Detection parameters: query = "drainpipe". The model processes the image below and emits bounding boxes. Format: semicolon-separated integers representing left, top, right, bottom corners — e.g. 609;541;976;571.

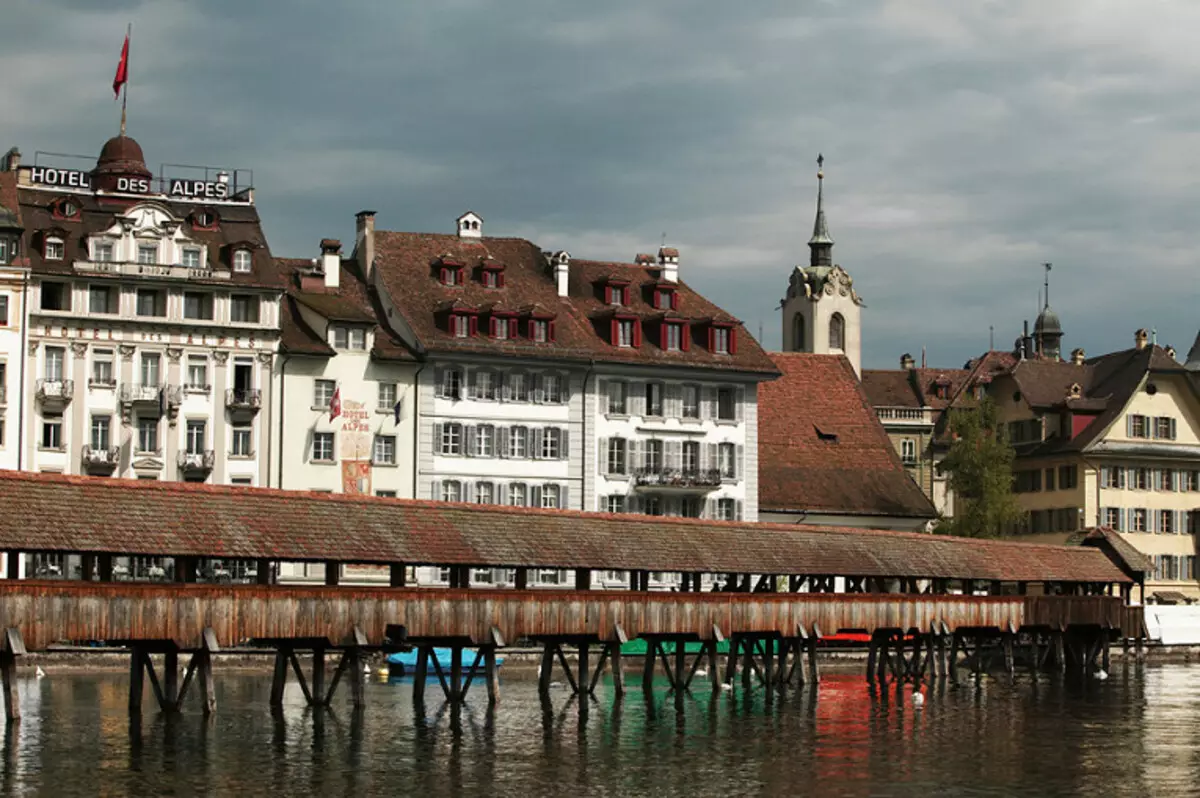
411;361;427;499
276;354;290;488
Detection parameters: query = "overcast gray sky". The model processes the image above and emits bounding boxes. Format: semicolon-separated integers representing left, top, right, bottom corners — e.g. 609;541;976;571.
5;1;1197;368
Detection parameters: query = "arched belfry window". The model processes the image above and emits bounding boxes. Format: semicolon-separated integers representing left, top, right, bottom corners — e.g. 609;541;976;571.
793;314;805;351
829;313;845;351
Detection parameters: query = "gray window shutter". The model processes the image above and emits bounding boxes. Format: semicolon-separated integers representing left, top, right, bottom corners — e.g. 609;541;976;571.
706;443;718;473
598;379;608;413
1171;418;1178;440
432;423;444;454
498;426;510;458
666;383;682;418
667;440;681;471
1126;415;1133;436
735;387;745;421
463;481;475;503
629;383;644;417
533;375;546;403
558;373;570;404
1100;466;1109;485
701;387;716;419
735;500;744;521
560;482;570;509
630;439;641;472
736;444;745;480
531;427;543;459
705;497;716;519
531;484;542;508
559;428;569;459
464;425;477;457
628;494;640;514
599;437;609;474
430;479;442;501
434;367;445;397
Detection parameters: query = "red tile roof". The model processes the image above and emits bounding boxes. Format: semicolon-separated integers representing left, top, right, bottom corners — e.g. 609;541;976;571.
0;171;20;230
0;471;1128;583
371;230;778;374
758;354;937;519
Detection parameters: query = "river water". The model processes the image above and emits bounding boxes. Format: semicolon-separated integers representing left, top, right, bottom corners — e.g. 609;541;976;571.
1;662;1199;796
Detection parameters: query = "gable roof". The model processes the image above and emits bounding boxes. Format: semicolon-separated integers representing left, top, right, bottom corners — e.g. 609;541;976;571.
0;471;1128;584
758;353;937;519
370;230;778;374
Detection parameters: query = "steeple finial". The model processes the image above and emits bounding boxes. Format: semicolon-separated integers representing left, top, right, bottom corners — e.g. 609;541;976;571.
1043;262;1052;308
808;153;834;267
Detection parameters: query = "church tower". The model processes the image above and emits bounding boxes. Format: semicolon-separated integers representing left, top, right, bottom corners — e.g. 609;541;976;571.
780;155;864;375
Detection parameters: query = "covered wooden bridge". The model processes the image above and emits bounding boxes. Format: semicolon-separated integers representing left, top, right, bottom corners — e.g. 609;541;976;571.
0;472;1142;721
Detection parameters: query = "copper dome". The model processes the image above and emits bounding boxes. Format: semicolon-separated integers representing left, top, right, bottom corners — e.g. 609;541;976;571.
92;134;151;181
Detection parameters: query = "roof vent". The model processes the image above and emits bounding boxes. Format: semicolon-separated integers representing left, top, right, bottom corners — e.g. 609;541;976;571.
1165;345;1177;360
1135;328;1149;350
457;211;483;239
1070;348;1086;365
551;250;570;297
900;353;915;370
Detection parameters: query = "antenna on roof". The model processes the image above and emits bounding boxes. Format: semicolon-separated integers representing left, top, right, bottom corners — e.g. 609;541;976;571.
758;320;764;345
661;231;667;248
989;325;994;351
921;345;927;369
1043;262;1052;308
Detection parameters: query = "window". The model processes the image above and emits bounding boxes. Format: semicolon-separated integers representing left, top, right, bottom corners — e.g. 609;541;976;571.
505;373;529;402
441;480;462;502
829;313;845;351
0;239;9;264
140;353;161;386
530;319;550;343
45;238;64;261
440;266;462;286
1133;468;1150;491
378;382;398;411
1131;508;1148;533
1158;469;1175;492
481;269;502;289
374;435;396;465
607;285;627;306
475;425;495;457
719;443;737;479
135;288;165;317
44;346;65;381
1185;471;1200;492
181;247;202;269
231;426;253;457
232;249;252;273
607;381;627;415
491;317;513;340
900;439;917;464
374;490;396;498
186;420;207;455
1154;417;1177;440
541;373;564;403
1128;415;1149;439
475;482;495;504
508;482;527;507
312;432;335;462
603;495;628;514
450;313;474;338
88;285;116;314
186;356;208;390
510;426;528;458
313;379;336;408
183;292;214;320
93;241;114;262
91;351;114;387
135;244;157;265
90;416;111;450
716;498;737;521
654;288;677;310
682;441;700;474
1104;507;1122;530
231;295;260;324
663;322;685;352
137;418;159;453
682;385;700;419
437;368;463;400
1014;470;1042;493
642;496;662;516
41;415;63;449
540;484;561;509
712;326;731;354
1160;510;1176;534
645;382;664;417
717;387;737;421
1045;468;1056;492
643;439;663;472
1058;465;1078;490
607;438;628;475
541;427;563;459
41;281;69;311
616;319;636;348
472;370;498;401
1103;467;1126;489
440;423;463;455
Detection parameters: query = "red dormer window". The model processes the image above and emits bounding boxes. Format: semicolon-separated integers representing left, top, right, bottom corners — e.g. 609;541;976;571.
661;321;690;352
50;198;80;221
480;261;506;288
191;209;220;231
604;281;630;306
654;287;678;311
450;312;477;338
612;316;642;348
489;314;517;340
441;266;464;286
708;323;736;355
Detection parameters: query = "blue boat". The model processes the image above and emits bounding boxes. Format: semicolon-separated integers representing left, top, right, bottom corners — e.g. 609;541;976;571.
386;648;504;677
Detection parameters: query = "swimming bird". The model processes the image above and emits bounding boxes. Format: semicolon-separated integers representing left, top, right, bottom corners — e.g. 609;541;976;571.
1094;669;1109;681
695;668;709;678
720;682;733;692
35;666;46;679
911;690;925;707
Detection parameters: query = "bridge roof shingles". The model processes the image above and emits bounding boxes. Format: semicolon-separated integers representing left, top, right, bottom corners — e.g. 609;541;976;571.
0;472;1129;584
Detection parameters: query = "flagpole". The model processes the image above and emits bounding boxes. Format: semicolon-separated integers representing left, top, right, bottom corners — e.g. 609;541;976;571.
120;23;131;135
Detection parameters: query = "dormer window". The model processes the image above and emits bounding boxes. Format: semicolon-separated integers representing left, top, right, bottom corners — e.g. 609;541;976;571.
606;283;629;306
44;236;64;261
182;247;203;269
137;243;158;265
332;325;366;350
612;316;641;348
92;240;114;263
192;210;219;231
662;321;689;352
490;314;517;340
51;199;80;221
480;262;505;288
450;312;476;338
654;287;679;311
439;262;464;286
232;249;252;273
709;323;736;355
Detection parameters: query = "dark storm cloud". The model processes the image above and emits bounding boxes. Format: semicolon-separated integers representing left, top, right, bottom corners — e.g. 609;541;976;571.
3;1;1196;367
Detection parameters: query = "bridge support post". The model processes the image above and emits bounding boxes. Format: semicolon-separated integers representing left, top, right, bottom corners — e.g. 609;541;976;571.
270;646;290;707
866;632;878;685
413;647;429;703
311;645;326;706
947;632;961;684
1;629;25;722
163;649;180;709
807;626;821;684
128;647;144;716
538;641;555;696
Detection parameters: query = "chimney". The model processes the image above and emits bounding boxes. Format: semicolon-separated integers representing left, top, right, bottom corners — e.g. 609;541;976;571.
2;148;19;172
658;246;679;283
1165;345;1177;360
900;353;915;370
1135;328;1149;350
456;211;483;239
355;210;376;280
550;250;570;297
1070;347;1086;365
319;239;341;289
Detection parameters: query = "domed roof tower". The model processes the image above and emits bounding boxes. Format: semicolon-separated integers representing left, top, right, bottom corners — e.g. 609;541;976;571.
1034;263;1064;360
91;134;152;192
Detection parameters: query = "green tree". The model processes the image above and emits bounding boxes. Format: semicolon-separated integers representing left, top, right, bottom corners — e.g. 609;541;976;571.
936;399;1025;537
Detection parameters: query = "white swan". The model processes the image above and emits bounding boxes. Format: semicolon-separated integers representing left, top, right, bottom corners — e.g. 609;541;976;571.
911;690;925;707
34;666;46;679
1094;669;1109;681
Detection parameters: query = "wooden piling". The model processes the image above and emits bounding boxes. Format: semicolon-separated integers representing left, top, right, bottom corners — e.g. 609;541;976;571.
413;647;430;703
612;642;625;697
485;646;500;705
269;647;289;707
538;642;554;696
129;647;145;715
163;649;179;710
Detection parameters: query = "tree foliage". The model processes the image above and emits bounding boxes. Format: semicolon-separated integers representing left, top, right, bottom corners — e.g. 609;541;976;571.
936;399;1025;538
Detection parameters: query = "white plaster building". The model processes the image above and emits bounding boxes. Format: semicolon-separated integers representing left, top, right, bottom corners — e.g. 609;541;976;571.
0;167;28;477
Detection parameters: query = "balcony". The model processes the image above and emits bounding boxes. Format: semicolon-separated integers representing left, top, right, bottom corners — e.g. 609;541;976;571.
177;449;215;473
120;383;162;407
633;468;723;492
225;388;262;416
81;444;121;474
876;406;933;426
36;379;74;407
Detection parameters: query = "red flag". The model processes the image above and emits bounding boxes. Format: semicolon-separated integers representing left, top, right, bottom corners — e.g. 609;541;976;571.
113;33;129;98
329;386;342;422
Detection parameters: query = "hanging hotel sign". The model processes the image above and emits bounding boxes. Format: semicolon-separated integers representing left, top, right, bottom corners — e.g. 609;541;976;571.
29;167;231;199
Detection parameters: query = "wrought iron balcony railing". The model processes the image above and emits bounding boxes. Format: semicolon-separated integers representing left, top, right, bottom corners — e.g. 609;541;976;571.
633;468;723;489
177;450;215;471
35;379;74;404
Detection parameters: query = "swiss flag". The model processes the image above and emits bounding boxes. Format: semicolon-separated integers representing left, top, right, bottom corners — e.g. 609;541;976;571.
113;33;129;98
329;386;342;422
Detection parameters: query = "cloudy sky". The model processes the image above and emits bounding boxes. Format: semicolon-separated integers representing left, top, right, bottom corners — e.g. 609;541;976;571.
4;1;1197;368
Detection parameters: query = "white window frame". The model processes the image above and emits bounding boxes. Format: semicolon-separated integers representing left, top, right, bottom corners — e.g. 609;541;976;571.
901;438;917;464
45;237;64;261
312;432;335;462
232;249;252;273
313;379;336;408
137;243;158;265
441;422;463;456
373;434;396;465
231;426;253;457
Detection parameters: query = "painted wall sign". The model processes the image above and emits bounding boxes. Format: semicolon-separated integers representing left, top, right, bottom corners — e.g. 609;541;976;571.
29;167;91;189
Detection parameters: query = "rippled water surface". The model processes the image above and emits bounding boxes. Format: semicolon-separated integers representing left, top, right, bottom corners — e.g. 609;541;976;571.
2;663;1199;796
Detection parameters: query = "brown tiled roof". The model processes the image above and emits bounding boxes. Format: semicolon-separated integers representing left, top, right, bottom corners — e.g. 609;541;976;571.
862;369;922;408
274;257;415;362
1081;527;1151;578
758;353;937;519
371;230;777;373
0;171;20;230
0;471;1128;583
17;187;282;289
